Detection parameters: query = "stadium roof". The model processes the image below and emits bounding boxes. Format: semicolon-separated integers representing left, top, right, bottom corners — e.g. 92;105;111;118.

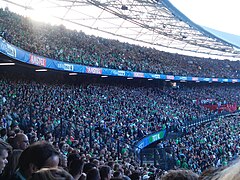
1;0;240;60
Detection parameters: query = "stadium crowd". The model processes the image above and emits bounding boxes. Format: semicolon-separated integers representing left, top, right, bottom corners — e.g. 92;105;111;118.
0;6;240;180
0;74;215;148
165;84;240;107
162;115;240;174
1;8;240;78
0;72;240;179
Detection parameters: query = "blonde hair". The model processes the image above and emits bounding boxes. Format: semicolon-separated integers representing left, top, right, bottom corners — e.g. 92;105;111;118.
160;169;198;180
29;167;74;180
210;160;240;180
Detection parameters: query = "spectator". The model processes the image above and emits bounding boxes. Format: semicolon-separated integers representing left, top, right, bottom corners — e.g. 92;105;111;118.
1;149;23;179
29;167;74;180
0;129;7;142
67;153;81;168
0;140;12;174
69;159;85;180
86;168;101;180
128;171;140;180
99;165;111;180
205;159;240;180
83;163;97;175
160;169;199;180
13;133;29;150
12;141;59;180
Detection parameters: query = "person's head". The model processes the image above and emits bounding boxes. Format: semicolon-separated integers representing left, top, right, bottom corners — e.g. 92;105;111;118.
86;168;101;180
0;128;7;138
29;167;74;180
160;169;199;180
129;171;140;180
45;132;53;142
83;162;97;174
67;153;81;168
99;165;111;180
209;159;240;180
113;171;122;178
2;149;23;178
92;159;100;167
13;133;29;150
198;167;221;180
59;141;69;154
18;141;60;179
69;159;85;179
0;140;12;174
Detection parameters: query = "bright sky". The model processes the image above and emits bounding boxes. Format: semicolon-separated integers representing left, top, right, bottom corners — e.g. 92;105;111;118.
1;0;239;36
169;0;240;36
0;0;239;59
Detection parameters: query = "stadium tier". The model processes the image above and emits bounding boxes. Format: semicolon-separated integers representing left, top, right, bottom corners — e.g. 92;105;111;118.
1;8;240;79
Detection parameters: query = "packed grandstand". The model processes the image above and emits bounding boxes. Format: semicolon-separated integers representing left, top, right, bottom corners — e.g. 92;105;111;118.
0;3;240;180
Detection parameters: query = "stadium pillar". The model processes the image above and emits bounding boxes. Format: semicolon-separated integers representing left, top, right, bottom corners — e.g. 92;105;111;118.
60;118;63;138
154;148;157;167
89;126;92;149
117;139;120;160
29;104;32;123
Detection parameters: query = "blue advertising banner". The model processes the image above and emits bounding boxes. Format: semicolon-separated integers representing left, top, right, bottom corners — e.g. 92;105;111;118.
0;38;239;83
135;129;166;151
